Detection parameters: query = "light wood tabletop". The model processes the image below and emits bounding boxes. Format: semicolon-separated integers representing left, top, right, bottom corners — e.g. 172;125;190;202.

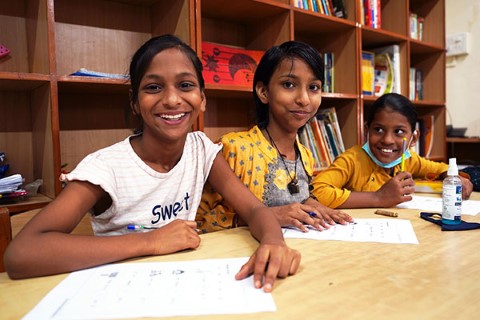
1;193;480;320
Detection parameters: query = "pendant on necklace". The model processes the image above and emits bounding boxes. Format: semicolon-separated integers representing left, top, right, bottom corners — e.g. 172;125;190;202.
287;177;299;194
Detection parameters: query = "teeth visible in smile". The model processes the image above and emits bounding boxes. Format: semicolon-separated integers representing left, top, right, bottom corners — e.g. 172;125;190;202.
381;149;393;153
160;113;185;120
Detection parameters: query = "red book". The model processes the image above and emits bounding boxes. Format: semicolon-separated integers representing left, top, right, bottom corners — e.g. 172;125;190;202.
201;42;264;88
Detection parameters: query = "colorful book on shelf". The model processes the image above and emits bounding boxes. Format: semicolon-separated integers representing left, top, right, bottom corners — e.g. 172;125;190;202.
315;0;325;14
318;118;335;163
415;69;423;100
324;123;339;158
363;0;381;28
419;114;434;158
372;44;401;94
409;67;416;100
323;52;334;93
361;51;375;96
321;0;332;15
324;107;345;153
299;124;322;171
373;53;394;96
409;12;418;39
310;119;331;168
316;107;345;162
305;124;323;170
201;42;264;88
302;0;309;10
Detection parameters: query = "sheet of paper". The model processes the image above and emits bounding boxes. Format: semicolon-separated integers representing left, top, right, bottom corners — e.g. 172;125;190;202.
396;195;480;215
23;257;276;320
282;219;418;244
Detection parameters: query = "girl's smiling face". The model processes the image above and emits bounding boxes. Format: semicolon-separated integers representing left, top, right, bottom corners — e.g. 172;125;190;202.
132;48;206;142
257;57;322;134
366;107;417;164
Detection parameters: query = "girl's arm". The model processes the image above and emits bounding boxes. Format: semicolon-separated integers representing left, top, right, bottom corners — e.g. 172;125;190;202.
338;172;415;208
207;154;301;292
4;181;199;279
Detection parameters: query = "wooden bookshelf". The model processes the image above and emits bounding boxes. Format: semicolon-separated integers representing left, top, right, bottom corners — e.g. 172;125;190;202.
447;137;480;165
0;0;446;212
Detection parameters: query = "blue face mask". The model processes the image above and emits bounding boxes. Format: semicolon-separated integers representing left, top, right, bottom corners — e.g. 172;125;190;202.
362;142;412;169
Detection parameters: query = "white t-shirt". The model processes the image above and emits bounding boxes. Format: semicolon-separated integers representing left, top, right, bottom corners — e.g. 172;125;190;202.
63;132;222;235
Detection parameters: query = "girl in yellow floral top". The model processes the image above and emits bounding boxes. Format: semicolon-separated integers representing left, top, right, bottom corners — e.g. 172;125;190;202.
197;41;353;233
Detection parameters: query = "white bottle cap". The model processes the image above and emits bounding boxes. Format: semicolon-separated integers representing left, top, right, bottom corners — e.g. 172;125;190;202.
447;158;459;176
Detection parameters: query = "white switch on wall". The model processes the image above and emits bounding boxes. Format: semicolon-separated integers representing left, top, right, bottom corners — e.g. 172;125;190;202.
446;32;470;57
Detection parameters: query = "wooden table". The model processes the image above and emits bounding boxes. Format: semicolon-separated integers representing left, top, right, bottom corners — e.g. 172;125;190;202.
1;194;480;319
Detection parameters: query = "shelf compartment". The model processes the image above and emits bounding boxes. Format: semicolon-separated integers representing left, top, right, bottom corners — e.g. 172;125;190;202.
202;88;255;141
294;10;357;95
0;79;55;205
410;50;444;103
57;81;135;173
53;0;192;76
409;0;445;48
0;0;50;74
320;96;360;149
199;0;290;51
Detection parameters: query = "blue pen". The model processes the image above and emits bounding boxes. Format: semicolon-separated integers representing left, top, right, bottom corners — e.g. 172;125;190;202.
307;212;317;218
127;224;158;230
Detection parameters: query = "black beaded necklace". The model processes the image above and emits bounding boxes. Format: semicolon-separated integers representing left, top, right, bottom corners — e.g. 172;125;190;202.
265;128;299;195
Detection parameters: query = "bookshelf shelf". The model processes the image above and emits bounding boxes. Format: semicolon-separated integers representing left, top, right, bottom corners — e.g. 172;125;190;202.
0;0;446;212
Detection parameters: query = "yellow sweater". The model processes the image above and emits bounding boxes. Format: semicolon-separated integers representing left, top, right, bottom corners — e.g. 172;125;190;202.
311;145;449;208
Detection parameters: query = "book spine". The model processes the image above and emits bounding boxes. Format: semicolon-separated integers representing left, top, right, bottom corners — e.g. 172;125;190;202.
310;118;331;168
304;123;323;170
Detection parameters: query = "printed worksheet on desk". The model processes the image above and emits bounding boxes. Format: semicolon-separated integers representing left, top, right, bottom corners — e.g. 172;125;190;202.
23;257;276;319
396;195;480;215
282;219;418;244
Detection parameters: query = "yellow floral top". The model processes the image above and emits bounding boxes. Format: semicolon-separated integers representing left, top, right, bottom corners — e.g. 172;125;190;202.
196;125;315;233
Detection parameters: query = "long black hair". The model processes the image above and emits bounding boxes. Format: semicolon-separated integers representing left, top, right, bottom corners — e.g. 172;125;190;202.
253;41;324;129
367;93;417;131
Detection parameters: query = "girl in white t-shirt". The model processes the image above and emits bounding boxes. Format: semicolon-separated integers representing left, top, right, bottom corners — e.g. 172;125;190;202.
5;35;300;292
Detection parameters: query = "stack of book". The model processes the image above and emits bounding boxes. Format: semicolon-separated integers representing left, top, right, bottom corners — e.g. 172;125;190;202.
294;0;347;19
361;44;401;97
0;174;27;203
409;67;423;101
323;52;334;93
360;0;381;29
361;51;375;96
298;107;345;171
409;12;425;41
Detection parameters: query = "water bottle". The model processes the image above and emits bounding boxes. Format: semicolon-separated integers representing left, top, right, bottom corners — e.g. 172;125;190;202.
442;158;462;225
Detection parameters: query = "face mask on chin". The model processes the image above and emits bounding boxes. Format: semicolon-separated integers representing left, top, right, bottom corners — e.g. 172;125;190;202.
362;140;412;169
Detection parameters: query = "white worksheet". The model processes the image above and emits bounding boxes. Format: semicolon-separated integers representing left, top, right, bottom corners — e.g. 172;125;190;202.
396;195;480;215
23;257;276;320
282;219;418;244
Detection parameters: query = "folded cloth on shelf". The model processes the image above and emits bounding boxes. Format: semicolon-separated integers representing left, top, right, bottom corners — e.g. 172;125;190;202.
0;174;23;193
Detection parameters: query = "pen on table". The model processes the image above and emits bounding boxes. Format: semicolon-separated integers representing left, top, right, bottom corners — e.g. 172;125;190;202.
127;224;201;233
127;224;158;230
374;209;398;217
400;137;407;172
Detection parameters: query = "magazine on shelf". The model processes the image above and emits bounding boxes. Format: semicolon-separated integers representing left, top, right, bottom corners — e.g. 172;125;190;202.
372;44;401;94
